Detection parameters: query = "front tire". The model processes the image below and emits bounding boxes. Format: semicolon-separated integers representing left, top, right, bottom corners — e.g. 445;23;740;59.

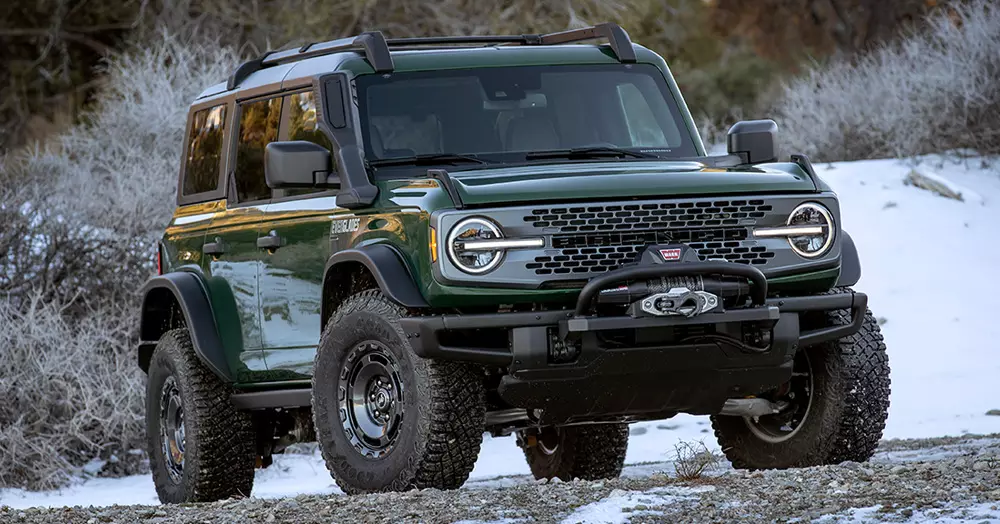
311;290;486;494
711;295;890;469
146;329;256;503
520;424;629;481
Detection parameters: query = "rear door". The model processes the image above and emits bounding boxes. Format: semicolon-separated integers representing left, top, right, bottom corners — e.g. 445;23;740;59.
258;90;341;379
200;95;282;382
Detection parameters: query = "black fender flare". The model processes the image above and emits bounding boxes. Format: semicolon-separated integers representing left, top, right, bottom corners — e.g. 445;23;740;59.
836;230;862;287
322;244;429;321
137;272;231;381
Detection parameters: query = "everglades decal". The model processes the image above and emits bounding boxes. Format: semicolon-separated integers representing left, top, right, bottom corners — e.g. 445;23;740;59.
330;217;361;237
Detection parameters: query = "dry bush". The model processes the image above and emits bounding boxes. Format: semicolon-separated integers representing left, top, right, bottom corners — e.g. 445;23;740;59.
672;440;721;481
0;33;238;490
772;0;1000;161
0;296;143;490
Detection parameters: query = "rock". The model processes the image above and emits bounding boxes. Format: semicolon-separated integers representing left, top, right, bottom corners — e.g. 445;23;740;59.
986;409;1000;416
904;169;964;201
973;461;990;471
890;465;907;475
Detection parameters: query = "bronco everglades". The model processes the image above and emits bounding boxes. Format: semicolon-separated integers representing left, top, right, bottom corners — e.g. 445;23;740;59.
138;23;890;503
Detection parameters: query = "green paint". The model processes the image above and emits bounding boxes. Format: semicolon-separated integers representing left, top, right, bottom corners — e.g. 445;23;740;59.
158;42;848;384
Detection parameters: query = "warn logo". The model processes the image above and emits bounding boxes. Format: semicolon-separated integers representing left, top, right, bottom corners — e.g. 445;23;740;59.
659;248;682;261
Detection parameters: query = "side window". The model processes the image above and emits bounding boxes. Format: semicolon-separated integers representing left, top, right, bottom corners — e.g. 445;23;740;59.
283;91;335;198
182;104;226;196
288;91;333;150
617;83;668;147
235;97;281;203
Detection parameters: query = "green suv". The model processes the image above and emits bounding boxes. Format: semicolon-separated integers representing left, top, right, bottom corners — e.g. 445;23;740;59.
138;23;890;503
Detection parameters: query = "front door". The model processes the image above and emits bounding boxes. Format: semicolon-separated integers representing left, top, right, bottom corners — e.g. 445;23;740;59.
257;196;339;379
256;90;340;379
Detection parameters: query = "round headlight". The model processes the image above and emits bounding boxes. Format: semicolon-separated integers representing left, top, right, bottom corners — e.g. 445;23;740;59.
447;218;504;274
786;203;835;258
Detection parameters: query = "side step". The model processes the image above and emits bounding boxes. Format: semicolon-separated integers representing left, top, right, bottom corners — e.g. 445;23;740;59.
231;388;311;410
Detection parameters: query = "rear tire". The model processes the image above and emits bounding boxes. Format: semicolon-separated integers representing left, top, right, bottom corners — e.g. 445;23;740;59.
711;292;890;469
520;424;629;481
146;329;256;503
311;290;486;494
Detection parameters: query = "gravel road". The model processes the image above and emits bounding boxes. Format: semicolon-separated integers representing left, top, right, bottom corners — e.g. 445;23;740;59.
3;434;999;523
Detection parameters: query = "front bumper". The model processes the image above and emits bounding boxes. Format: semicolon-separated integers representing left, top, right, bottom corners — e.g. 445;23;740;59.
399;262;868;424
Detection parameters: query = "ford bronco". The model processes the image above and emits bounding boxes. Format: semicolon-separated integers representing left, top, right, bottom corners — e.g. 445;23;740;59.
138;23;890;503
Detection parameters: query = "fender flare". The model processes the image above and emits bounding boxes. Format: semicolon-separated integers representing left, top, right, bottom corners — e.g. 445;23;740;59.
836;230;862;287
323;244;429;320
137;272;231;381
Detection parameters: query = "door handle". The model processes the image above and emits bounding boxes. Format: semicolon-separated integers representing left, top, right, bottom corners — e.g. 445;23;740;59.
203;238;226;256
257;232;284;250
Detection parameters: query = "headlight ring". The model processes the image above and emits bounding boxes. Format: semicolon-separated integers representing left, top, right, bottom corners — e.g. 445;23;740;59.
786;202;835;258
446;217;505;274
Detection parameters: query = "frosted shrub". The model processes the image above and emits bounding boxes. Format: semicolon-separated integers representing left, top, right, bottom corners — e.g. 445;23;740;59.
772;0;1000;161
0;34;238;489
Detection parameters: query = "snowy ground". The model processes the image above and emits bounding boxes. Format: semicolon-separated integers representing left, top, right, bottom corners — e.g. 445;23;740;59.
2;155;1000;519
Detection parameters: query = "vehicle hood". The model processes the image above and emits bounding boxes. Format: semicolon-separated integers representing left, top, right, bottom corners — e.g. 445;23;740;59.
449;161;816;206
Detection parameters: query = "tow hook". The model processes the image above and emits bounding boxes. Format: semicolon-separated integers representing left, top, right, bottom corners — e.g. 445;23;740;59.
632;287;720;318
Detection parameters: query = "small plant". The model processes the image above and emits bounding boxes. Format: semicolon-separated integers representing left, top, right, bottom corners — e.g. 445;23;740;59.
672;440;721;480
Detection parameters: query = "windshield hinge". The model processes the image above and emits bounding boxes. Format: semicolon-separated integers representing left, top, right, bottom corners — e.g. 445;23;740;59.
427;169;465;209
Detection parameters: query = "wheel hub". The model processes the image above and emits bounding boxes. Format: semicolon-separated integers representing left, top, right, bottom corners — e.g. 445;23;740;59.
339;342;405;458
159;376;185;484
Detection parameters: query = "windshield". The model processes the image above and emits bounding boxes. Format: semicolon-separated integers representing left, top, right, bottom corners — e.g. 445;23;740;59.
355;64;698;168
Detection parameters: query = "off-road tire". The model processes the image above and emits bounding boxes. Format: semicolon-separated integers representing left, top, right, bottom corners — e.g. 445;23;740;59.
146;329;256;503
711;288;890;469
311;290;486;494
521;424;629;481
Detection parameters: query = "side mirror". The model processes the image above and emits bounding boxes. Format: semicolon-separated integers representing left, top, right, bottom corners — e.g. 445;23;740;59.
265;141;337;189
727;119;778;164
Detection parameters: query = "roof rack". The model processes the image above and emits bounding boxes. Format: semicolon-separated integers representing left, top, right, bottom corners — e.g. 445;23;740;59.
227;22;636;90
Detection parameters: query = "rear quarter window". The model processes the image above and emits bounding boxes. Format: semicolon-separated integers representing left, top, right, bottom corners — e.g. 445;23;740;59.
182;104;227;196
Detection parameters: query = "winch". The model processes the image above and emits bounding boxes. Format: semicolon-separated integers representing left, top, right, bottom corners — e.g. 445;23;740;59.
595;244;752;318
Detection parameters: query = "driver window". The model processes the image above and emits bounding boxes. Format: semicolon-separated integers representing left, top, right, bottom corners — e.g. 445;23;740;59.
235;97;281;203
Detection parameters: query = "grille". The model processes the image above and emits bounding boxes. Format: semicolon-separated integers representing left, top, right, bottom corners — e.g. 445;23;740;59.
522;199;778;276
523;199;773;233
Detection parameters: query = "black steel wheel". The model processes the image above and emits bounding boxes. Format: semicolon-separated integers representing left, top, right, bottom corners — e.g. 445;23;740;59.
339;341;405;458
312;290;486;494
712;289;890;469
158;376;186;484
744;349;814;443
146;329;256;504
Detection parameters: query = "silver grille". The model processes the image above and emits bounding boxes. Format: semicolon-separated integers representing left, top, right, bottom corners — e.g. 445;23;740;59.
523;199;778;276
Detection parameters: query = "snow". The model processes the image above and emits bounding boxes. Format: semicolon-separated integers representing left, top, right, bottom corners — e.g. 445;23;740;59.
559;486;712;524
2;155;1000;514
823;156;1000;438
817;503;1000;523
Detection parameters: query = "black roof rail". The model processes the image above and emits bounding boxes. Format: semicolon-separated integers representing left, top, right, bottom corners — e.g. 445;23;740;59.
536;23;636;63
227;31;393;90
226;23;635;90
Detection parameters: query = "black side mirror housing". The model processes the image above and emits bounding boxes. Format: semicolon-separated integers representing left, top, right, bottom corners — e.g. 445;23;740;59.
727;119;778;164
265;141;337;189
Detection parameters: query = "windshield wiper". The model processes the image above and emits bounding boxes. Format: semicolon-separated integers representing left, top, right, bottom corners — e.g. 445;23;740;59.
368;153;488;167
525;146;659;161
